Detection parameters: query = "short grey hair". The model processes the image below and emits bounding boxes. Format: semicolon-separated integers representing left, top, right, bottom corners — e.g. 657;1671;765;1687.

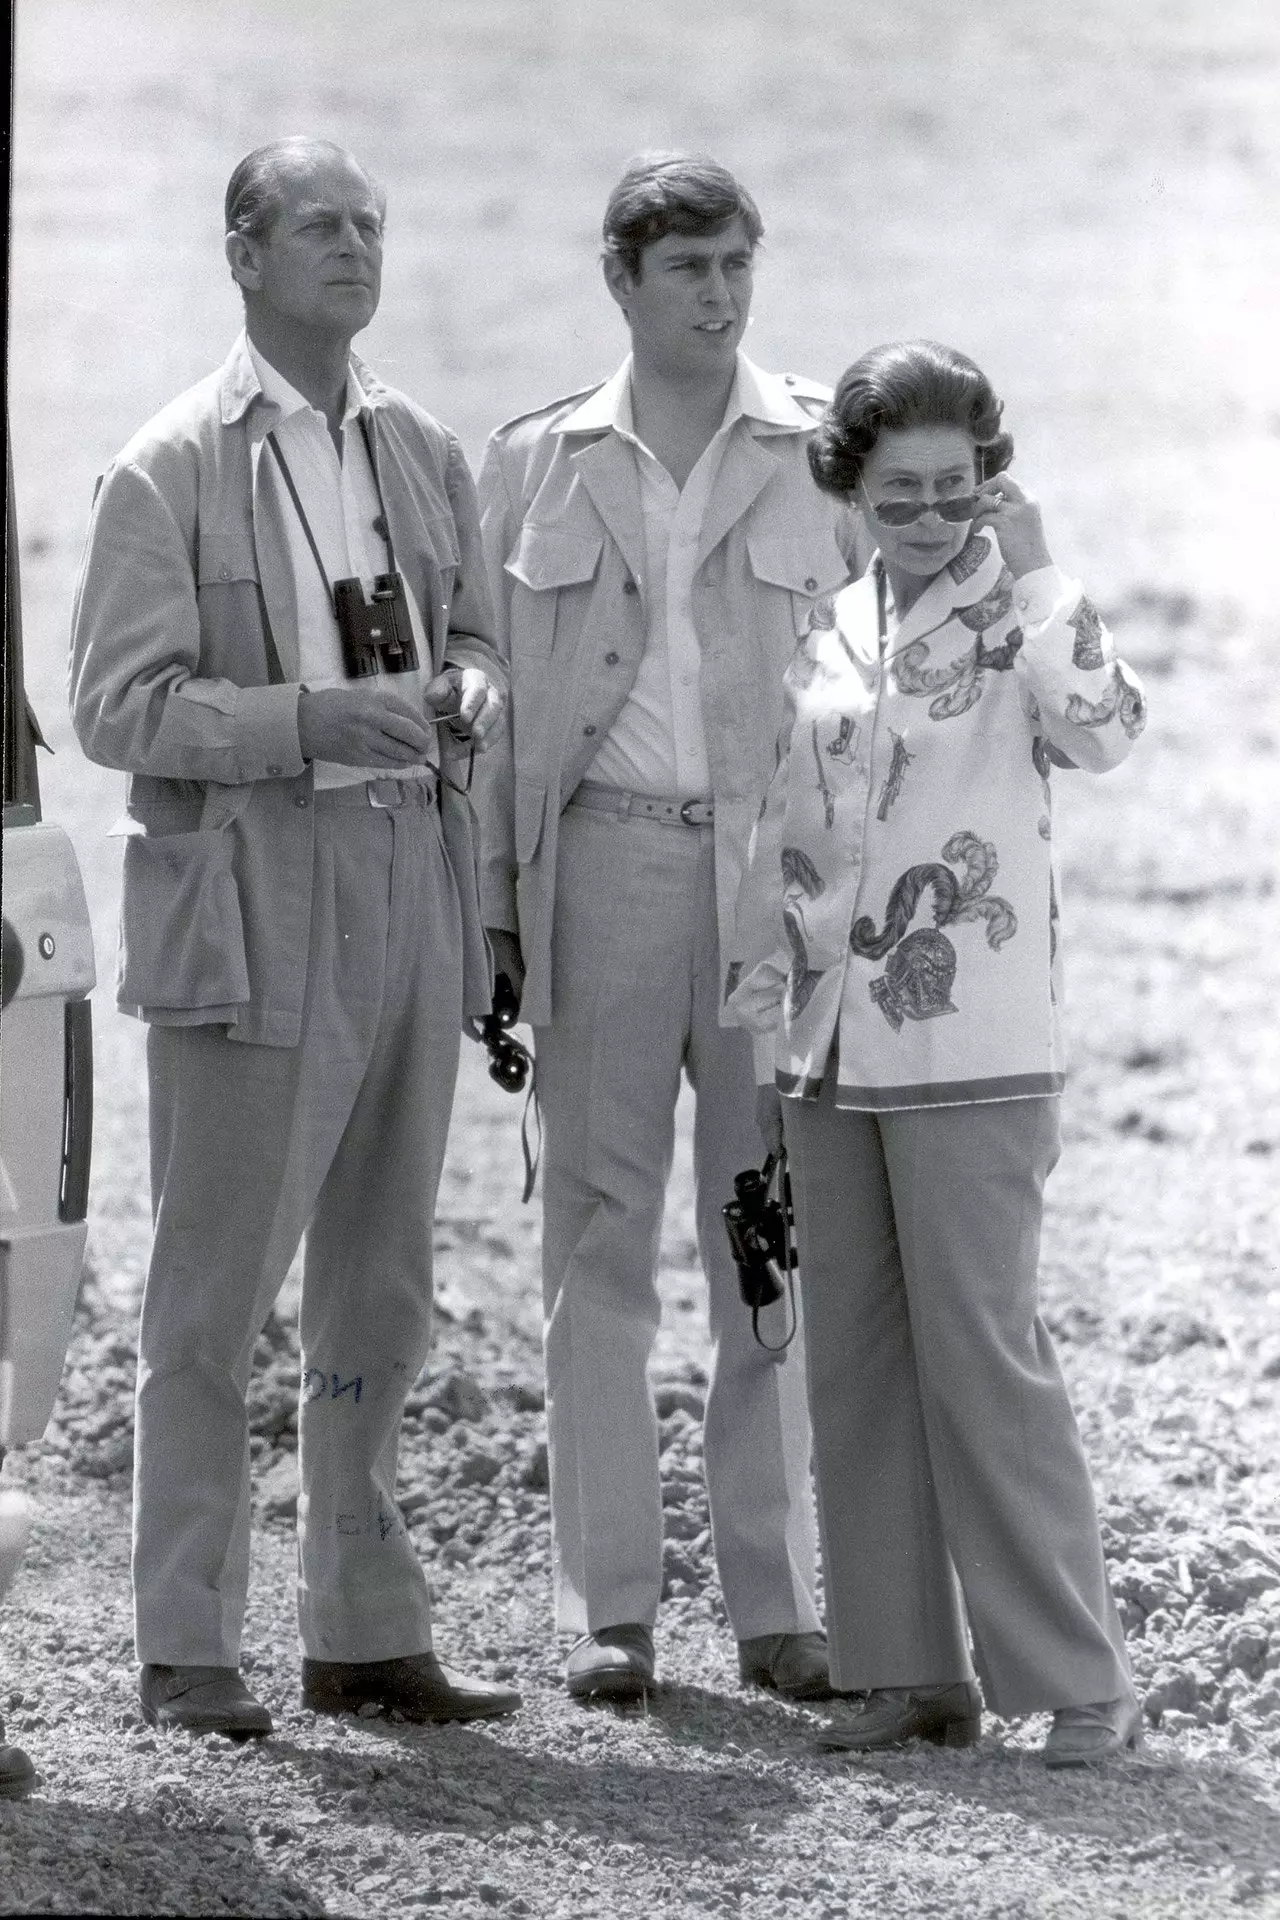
224;137;385;244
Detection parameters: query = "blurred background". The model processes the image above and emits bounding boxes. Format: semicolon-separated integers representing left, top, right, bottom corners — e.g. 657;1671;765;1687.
9;0;1280;1343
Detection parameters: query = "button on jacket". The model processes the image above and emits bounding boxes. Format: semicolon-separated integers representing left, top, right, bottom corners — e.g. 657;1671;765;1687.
69;334;506;1045
474;354;866;1026
727;535;1147;1107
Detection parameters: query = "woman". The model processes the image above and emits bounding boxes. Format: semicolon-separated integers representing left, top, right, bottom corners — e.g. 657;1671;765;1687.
726;340;1145;1767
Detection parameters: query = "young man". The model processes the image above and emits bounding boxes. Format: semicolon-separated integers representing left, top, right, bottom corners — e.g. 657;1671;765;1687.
476;152;865;1700
70;138;518;1736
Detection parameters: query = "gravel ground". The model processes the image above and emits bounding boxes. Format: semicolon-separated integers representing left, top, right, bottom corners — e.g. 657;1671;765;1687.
6;2;1280;1912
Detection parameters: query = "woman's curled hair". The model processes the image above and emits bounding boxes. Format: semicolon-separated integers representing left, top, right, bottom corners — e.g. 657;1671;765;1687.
808;340;1015;497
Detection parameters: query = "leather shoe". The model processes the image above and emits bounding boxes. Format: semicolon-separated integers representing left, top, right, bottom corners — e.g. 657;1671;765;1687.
738;1631;834;1702
565;1624;655;1703
301;1651;521;1723
1043;1694;1143;1768
817;1680;981;1752
0;1714;35;1800
139;1665;273;1739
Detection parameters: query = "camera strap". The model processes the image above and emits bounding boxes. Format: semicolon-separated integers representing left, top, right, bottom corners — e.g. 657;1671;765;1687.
264;416;398;611
753;1148;798;1355
520;1067;542;1206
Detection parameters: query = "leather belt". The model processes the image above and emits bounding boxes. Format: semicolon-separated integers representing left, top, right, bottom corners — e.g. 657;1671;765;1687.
570;781;714;828
316;776;436;811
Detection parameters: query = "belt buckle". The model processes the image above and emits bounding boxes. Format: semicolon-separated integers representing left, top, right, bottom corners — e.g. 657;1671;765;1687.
367;778;394;810
679;798;709;826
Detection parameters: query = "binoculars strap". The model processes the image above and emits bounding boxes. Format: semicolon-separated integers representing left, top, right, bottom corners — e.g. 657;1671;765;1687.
520;1065;542;1205
753;1149;799;1356
265;417;399;611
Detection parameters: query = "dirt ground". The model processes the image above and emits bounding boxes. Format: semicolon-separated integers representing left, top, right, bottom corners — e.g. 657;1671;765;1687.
4;1;1280;1915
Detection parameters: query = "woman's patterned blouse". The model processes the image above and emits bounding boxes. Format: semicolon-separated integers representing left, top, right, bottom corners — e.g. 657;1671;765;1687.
726;532;1146;1111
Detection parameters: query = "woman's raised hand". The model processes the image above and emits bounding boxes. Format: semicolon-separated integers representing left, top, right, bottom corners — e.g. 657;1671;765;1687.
969;472;1054;580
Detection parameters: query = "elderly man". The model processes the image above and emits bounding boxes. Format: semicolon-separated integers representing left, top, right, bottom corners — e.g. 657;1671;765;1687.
70;138;518;1737
476;152;866;1701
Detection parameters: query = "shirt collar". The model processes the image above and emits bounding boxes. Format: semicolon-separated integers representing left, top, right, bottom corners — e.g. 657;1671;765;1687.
554;351;819;439
243;333;367;426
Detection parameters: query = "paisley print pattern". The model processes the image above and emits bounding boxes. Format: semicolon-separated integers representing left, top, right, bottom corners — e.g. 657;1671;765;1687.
1068;595;1106;670
956;572;1015;634
947;531;992;585
875;730;914;821
890;569;1023;720
781;845;827;1017
870;927;959;1031
1066;662;1148;739
851;832;1018;1032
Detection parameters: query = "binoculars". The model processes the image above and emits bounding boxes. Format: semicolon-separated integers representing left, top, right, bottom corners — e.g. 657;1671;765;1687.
334;571;419;679
722;1153;798;1312
474;972;532;1095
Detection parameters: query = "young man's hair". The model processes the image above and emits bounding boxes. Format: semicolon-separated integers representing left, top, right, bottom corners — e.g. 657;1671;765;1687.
224;136;385;245
809;340;1015;497
602;151;763;279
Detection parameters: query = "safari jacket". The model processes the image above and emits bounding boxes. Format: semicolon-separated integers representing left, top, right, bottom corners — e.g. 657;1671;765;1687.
69;334;506;1046
474;355;866;1027
726;535;1147;1108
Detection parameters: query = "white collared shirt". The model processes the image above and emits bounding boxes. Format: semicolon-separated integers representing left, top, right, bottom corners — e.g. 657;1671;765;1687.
248;337;436;788
587;357;767;798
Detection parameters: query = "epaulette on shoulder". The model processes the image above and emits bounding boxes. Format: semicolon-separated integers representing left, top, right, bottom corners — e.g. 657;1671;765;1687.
489;383;603;440
781;372;834;416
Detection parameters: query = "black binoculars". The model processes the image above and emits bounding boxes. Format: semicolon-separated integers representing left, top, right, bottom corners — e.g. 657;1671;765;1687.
334;571;419;679
474;972;532;1094
722;1154;798;1311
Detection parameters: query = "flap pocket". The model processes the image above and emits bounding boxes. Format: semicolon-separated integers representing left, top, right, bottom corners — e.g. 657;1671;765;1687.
747;534;850;597
119;828;250;1012
506;526;603;593
197;546;260;588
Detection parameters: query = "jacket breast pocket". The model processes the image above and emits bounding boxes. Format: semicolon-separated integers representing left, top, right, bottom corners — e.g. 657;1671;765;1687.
747;534;851;637
118;828;250;1013
505;527;604;658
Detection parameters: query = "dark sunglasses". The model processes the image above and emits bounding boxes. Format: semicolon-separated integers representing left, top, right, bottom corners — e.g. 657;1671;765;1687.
869;495;979;527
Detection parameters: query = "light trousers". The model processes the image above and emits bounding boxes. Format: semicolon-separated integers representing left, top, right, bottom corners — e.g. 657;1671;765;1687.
535;803;820;1639
133;783;462;1666
785;1086;1131;1716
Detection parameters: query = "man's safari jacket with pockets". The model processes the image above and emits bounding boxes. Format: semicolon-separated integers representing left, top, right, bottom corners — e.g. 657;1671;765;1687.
69;334;507;1046
474;358;867;1028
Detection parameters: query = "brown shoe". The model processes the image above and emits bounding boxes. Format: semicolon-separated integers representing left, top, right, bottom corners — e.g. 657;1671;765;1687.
1043;1694;1143;1769
0;1714;35;1800
301;1651;521;1724
565;1624;655;1703
818;1681;981;1752
139;1665;273;1739
738;1631;834;1702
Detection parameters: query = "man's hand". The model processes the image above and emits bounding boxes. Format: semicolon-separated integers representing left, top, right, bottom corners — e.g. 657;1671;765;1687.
424;668;505;750
755;1084;785;1158
485;927;526;1008
297;686;438;768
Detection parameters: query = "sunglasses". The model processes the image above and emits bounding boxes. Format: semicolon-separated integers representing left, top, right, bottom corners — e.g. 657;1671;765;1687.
868;494;980;527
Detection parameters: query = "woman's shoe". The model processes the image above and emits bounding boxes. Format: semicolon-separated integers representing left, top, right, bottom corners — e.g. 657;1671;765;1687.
817;1681;981;1752
1043;1694;1143;1768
